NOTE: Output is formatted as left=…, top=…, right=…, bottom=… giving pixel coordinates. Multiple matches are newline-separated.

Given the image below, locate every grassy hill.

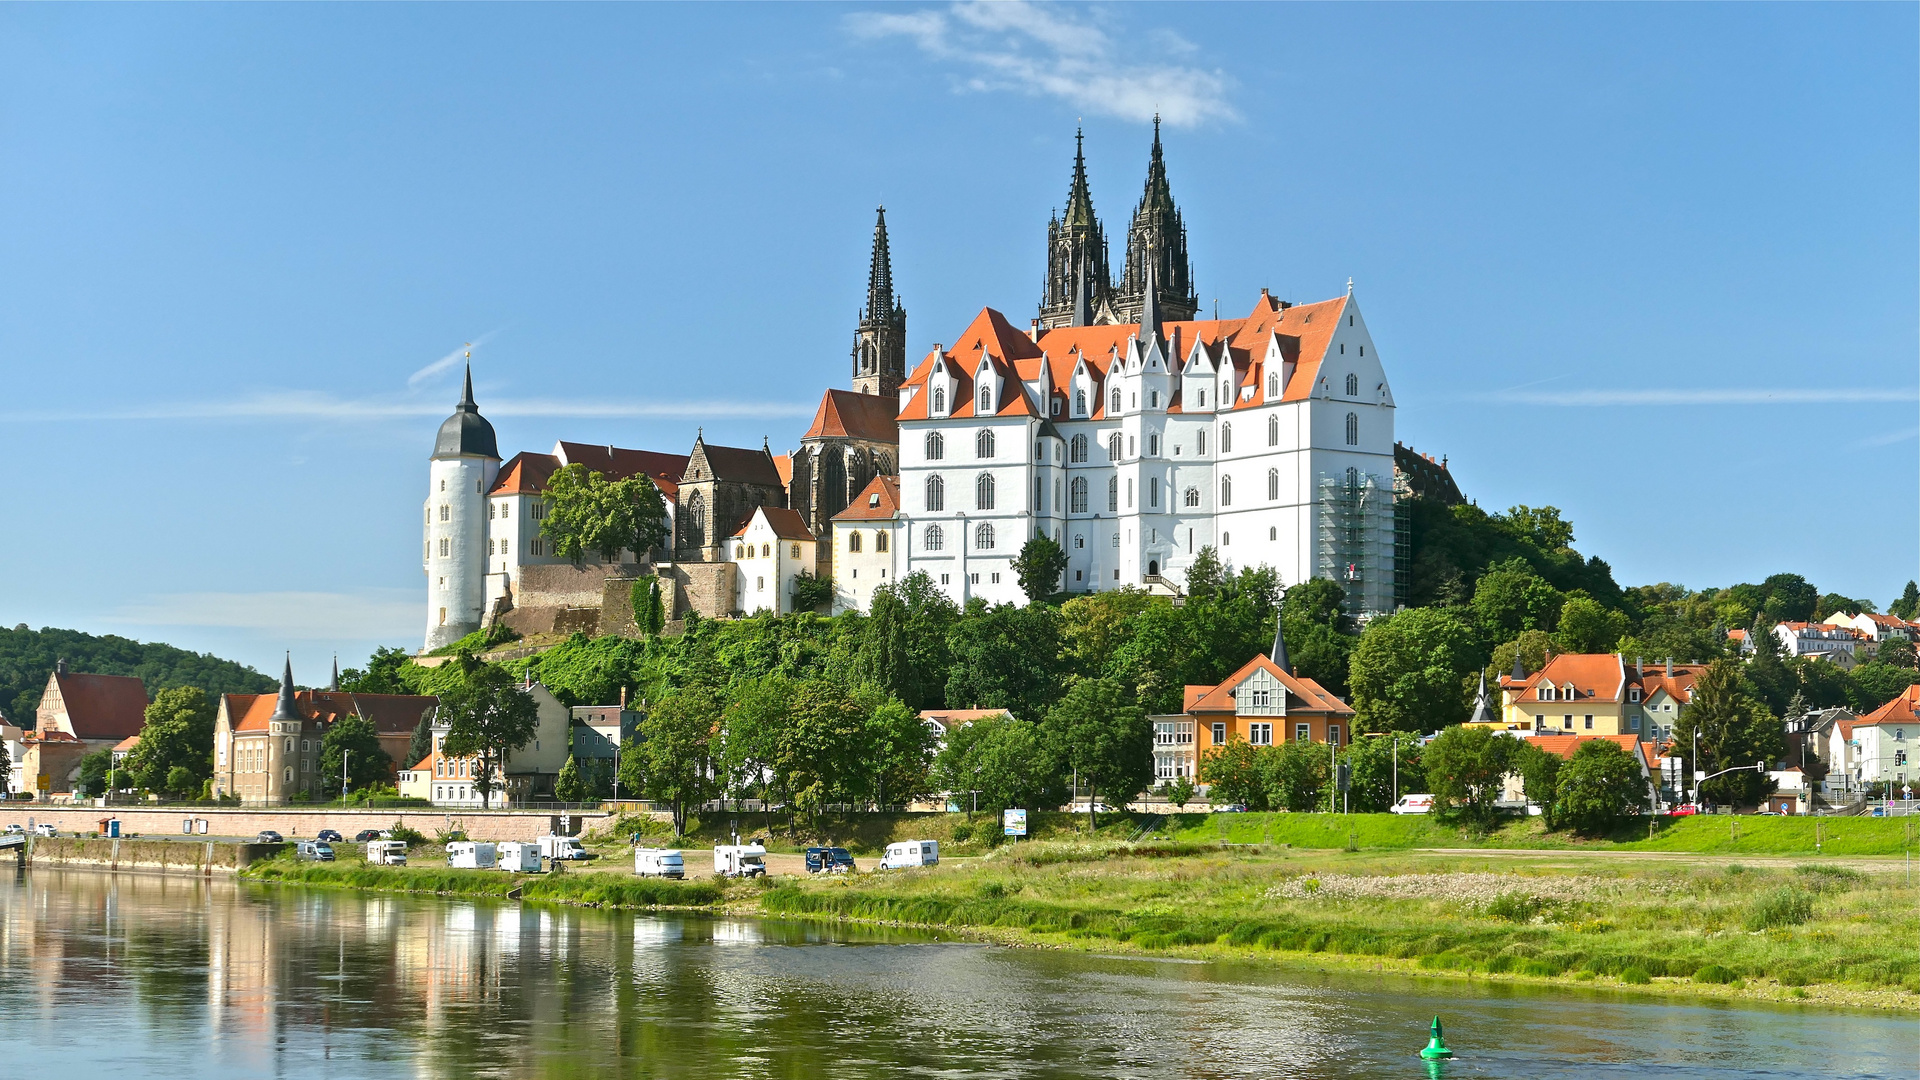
left=0, top=624, right=275, bottom=721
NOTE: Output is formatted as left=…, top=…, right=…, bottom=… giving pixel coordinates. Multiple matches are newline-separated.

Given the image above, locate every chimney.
left=54, top=658, right=66, bottom=677
left=619, top=686, right=628, bottom=707
left=1635, top=656, right=1643, bottom=678
left=1665, top=657, right=1673, bottom=677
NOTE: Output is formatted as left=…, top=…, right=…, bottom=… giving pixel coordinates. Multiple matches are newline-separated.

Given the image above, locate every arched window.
left=1269, top=526, right=1277, bottom=541
left=1345, top=412, right=1359, bottom=446
left=1221, top=423, right=1232, bottom=453
left=1107, top=476, right=1119, bottom=512
left=979, top=385, right=993, bottom=413
left=1150, top=390, right=1159, bottom=409
left=1070, top=434, right=1087, bottom=463
left=925, top=474, right=944, bottom=512
left=933, top=387, right=945, bottom=413
left=924, top=524, right=944, bottom=551
left=1110, top=389, right=1122, bottom=414
left=1220, top=475, right=1232, bottom=506
left=1148, top=477, right=1160, bottom=508
left=1184, top=487, right=1200, bottom=507
left=1268, top=373, right=1279, bottom=398
left=1346, top=466, right=1359, bottom=488
left=1070, top=476, right=1088, bottom=513
left=1075, top=389, right=1086, bottom=415
left=975, top=522, right=994, bottom=550
left=1345, top=373, right=1359, bottom=396
left=877, top=531, right=889, bottom=552
left=762, top=543, right=771, bottom=558
left=684, top=490, right=707, bottom=549
left=1196, top=430, right=1207, bottom=455
left=976, top=473, right=996, bottom=510
left=1268, top=414, right=1279, bottom=446
left=1267, top=468, right=1279, bottom=501
left=926, top=432, right=944, bottom=460
left=1221, top=379, right=1231, bottom=401
left=1107, top=433, right=1122, bottom=461
left=848, top=531, right=862, bottom=553
left=976, top=429, right=995, bottom=459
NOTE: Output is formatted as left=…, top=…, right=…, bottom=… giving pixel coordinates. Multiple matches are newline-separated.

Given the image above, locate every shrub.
left=1620, top=966, right=1651, bottom=984
left=386, top=822, right=425, bottom=846
left=1744, top=887, right=1815, bottom=931
left=1486, top=891, right=1544, bottom=922
left=1694, top=964, right=1737, bottom=984
left=951, top=822, right=975, bottom=843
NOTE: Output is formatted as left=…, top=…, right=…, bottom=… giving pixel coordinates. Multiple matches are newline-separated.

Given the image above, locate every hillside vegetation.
left=0, top=624, right=274, bottom=719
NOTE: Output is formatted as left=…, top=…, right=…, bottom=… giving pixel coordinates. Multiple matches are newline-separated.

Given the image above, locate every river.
left=0, top=868, right=1910, bottom=1079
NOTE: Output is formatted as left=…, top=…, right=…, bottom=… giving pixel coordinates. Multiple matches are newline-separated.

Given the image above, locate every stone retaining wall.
left=22, top=836, right=281, bottom=874
left=5, top=806, right=612, bottom=843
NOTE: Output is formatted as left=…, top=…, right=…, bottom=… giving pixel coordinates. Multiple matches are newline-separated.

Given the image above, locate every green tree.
left=554, top=756, right=585, bottom=803
left=1489, top=630, right=1555, bottom=681
left=854, top=572, right=958, bottom=710
left=944, top=601, right=1063, bottom=719
left=1512, top=739, right=1563, bottom=828
left=1670, top=659, right=1782, bottom=808
left=861, top=695, right=936, bottom=810
left=407, top=716, right=434, bottom=771
left=525, top=633, right=644, bottom=707
left=124, top=686, right=216, bottom=794
left=1042, top=677, right=1150, bottom=828
left=1554, top=595, right=1630, bottom=654
left=320, top=712, right=392, bottom=796
left=1421, top=725, right=1514, bottom=830
left=438, top=657, right=542, bottom=809
left=164, top=765, right=195, bottom=798
left=1165, top=774, right=1194, bottom=809
left=77, top=747, right=114, bottom=797
left=1850, top=662, right=1920, bottom=712
left=1058, top=589, right=1157, bottom=680
left=1184, top=546, right=1228, bottom=603
left=1495, top=505, right=1575, bottom=551
left=1344, top=731, right=1425, bottom=812
left=1758, top=573, right=1819, bottom=624
left=338, top=646, right=415, bottom=695
left=791, top=571, right=834, bottom=613
left=1471, top=558, right=1564, bottom=643
left=1283, top=578, right=1359, bottom=698
left=1261, top=738, right=1331, bottom=812
left=1198, top=737, right=1266, bottom=810
left=1877, top=638, right=1916, bottom=670
left=1743, top=619, right=1796, bottom=715
left=1554, top=739, right=1649, bottom=836
left=1012, top=534, right=1068, bottom=603
left=1890, top=581, right=1920, bottom=622
left=716, top=675, right=789, bottom=810
left=1349, top=607, right=1481, bottom=733
left=771, top=680, right=867, bottom=830
left=930, top=712, right=1065, bottom=817
left=636, top=688, right=721, bottom=835
left=539, top=462, right=670, bottom=566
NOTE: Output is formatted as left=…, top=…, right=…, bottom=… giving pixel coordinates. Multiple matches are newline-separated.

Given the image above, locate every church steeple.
left=1118, top=115, right=1197, bottom=325
left=1038, top=128, right=1113, bottom=330
left=851, top=206, right=906, bottom=398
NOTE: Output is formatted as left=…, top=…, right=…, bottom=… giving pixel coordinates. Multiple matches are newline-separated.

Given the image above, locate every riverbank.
left=753, top=843, right=1920, bottom=1012
left=243, top=858, right=724, bottom=907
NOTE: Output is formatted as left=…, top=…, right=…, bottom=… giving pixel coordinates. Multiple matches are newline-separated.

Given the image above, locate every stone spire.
left=1038, top=129, right=1113, bottom=330
left=270, top=653, right=301, bottom=721
left=432, top=363, right=499, bottom=460
left=851, top=206, right=907, bottom=398
left=1138, top=249, right=1164, bottom=345
left=1271, top=613, right=1292, bottom=676
left=1468, top=671, right=1496, bottom=725
left=1117, top=115, right=1197, bottom=324
left=330, top=654, right=340, bottom=693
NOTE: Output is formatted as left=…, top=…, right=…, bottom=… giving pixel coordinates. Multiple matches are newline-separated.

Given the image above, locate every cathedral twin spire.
left=1039, top=119, right=1197, bottom=330
left=851, top=206, right=906, bottom=398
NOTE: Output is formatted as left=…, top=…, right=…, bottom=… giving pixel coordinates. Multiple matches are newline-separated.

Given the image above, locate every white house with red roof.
left=1823, top=612, right=1915, bottom=662
left=1849, top=685, right=1920, bottom=791
left=729, top=506, right=818, bottom=615
left=1498, top=653, right=1705, bottom=742
left=830, top=476, right=903, bottom=613
left=1772, top=622, right=1859, bottom=670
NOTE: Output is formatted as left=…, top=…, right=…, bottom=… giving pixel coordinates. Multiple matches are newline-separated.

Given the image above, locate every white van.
left=539, top=835, right=587, bottom=861
left=496, top=841, right=541, bottom=872
left=634, top=848, right=685, bottom=879
left=447, top=841, right=497, bottom=869
left=713, top=843, right=767, bottom=878
left=1390, top=794, right=1435, bottom=815
left=365, top=839, right=408, bottom=866
left=879, top=840, right=938, bottom=870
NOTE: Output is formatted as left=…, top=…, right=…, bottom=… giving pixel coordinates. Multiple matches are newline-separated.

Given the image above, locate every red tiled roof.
left=773, top=454, right=793, bottom=489
left=1525, top=733, right=1656, bottom=771
left=1516, top=654, right=1626, bottom=704
left=43, top=672, right=148, bottom=741
left=733, top=505, right=815, bottom=542
left=805, top=389, right=900, bottom=443
left=832, top=476, right=901, bottom=522
left=1860, top=684, right=1920, bottom=726
left=1183, top=654, right=1353, bottom=717
left=918, top=708, right=1010, bottom=730
left=113, top=735, right=141, bottom=753
left=226, top=690, right=437, bottom=735
left=558, top=443, right=689, bottom=500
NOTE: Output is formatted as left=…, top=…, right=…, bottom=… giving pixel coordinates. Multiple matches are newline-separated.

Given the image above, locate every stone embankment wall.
left=23, top=836, right=282, bottom=874
left=5, top=806, right=612, bottom=842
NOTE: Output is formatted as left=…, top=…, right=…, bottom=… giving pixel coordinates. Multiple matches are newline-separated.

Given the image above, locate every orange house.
left=1184, top=654, right=1355, bottom=762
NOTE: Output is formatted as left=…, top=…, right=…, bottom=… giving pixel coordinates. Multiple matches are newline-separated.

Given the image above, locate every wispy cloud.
left=1484, top=387, right=1918, bottom=407
left=1851, top=426, right=1920, bottom=449
left=847, top=1, right=1236, bottom=126
left=107, top=590, right=420, bottom=642
left=408, top=330, right=504, bottom=389
left=0, top=392, right=813, bottom=423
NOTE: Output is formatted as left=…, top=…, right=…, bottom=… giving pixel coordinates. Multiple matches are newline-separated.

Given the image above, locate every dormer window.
left=1075, top=389, right=1086, bottom=415
left=1111, top=389, right=1121, bottom=414
left=1268, top=373, right=1279, bottom=397
left=1539, top=685, right=1556, bottom=702
left=933, top=387, right=946, bottom=414
left=1221, top=380, right=1230, bottom=401
left=979, top=386, right=992, bottom=412
left=1629, top=688, right=1641, bottom=703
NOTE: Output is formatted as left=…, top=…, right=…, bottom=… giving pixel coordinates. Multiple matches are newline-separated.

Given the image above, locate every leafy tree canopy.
left=944, top=601, right=1063, bottom=719
left=1891, top=581, right=1919, bottom=622
left=124, top=686, right=215, bottom=794
left=321, top=712, right=393, bottom=794
left=1553, top=739, right=1648, bottom=836
left=1421, top=724, right=1515, bottom=830
left=539, top=462, right=670, bottom=566
left=1012, top=534, right=1068, bottom=604
left=1043, top=677, right=1151, bottom=826
left=0, top=624, right=273, bottom=723
left=1349, top=607, right=1481, bottom=733
left=339, top=646, right=416, bottom=695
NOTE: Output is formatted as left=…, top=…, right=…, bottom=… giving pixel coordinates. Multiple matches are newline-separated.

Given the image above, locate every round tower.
left=423, top=365, right=501, bottom=651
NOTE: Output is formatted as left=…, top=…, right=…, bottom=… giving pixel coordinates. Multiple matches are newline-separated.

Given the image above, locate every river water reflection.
left=0, top=868, right=1910, bottom=1079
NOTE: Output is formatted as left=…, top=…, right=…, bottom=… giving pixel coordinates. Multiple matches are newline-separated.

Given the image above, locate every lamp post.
left=1690, top=762, right=1766, bottom=811
left=341, top=750, right=352, bottom=802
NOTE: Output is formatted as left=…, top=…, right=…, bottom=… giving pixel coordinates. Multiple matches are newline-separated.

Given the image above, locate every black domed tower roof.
left=432, top=365, right=500, bottom=460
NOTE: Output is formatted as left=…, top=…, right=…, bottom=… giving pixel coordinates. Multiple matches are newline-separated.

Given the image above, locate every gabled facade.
left=21, top=662, right=148, bottom=797
left=730, top=506, right=819, bottom=615
left=412, top=681, right=572, bottom=807
left=1851, top=685, right=1920, bottom=789
left=213, top=658, right=440, bottom=805
left=831, top=476, right=903, bottom=614
left=1499, top=654, right=1704, bottom=741
left=1774, top=622, right=1859, bottom=670
left=1174, top=653, right=1355, bottom=785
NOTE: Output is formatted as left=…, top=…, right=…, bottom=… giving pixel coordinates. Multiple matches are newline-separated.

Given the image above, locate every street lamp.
left=341, top=750, right=352, bottom=802
left=1690, top=762, right=1766, bottom=811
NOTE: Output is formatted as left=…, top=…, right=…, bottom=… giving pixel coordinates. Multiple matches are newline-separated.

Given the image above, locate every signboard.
left=1002, top=809, right=1027, bottom=837
left=36, top=774, right=50, bottom=792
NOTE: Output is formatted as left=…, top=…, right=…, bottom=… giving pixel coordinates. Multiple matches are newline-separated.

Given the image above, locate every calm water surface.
left=0, top=868, right=1911, bottom=1079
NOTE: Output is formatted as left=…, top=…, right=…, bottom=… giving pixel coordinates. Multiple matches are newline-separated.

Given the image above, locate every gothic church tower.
left=1037, top=130, right=1114, bottom=330
left=423, top=365, right=500, bottom=651
left=1114, top=116, right=1198, bottom=325
left=851, top=207, right=906, bottom=398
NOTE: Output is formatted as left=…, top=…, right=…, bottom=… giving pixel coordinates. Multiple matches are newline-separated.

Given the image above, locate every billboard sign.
left=1002, top=809, right=1027, bottom=837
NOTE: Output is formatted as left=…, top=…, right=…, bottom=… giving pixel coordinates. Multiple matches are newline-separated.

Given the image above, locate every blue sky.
left=1, top=3, right=1914, bottom=682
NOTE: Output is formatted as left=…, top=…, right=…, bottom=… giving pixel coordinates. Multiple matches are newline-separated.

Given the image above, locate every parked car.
left=295, top=841, right=336, bottom=862
left=879, top=840, right=938, bottom=871
left=353, top=829, right=384, bottom=842
left=805, top=846, right=854, bottom=874
left=316, top=829, right=343, bottom=842
left=1213, top=803, right=1248, bottom=813
left=256, top=830, right=284, bottom=843
left=635, top=848, right=686, bottom=879
left=2, top=824, right=22, bottom=835
left=538, top=835, right=588, bottom=861
left=1667, top=804, right=1700, bottom=817
left=31, top=824, right=56, bottom=838
left=714, top=843, right=768, bottom=878
left=1389, top=794, right=1435, bottom=815
left=365, top=840, right=408, bottom=866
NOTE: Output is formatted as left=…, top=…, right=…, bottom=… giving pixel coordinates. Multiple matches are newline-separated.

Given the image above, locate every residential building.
left=729, top=506, right=818, bottom=615
left=409, top=681, right=572, bottom=807
left=20, top=660, right=147, bottom=798
left=1498, top=654, right=1704, bottom=741
left=213, top=658, right=440, bottom=805
left=1177, top=633, right=1354, bottom=789
left=1849, top=684, right=1920, bottom=790
left=1773, top=622, right=1859, bottom=669
left=831, top=476, right=904, bottom=613
left=915, top=708, right=1012, bottom=810
left=1502, top=733, right=1660, bottom=809
left=1805, top=707, right=1861, bottom=793
left=1824, top=612, right=1916, bottom=662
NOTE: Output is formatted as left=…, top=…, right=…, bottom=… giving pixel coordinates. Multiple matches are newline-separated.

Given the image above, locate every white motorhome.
left=713, top=843, right=767, bottom=878
left=539, top=835, right=586, bottom=861
left=496, top=841, right=541, bottom=872
left=447, top=841, right=497, bottom=869
left=879, top=840, right=938, bottom=870
left=634, top=848, right=685, bottom=879
left=365, top=840, right=408, bottom=866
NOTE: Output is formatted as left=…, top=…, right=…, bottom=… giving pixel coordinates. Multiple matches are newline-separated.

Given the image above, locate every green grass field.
left=244, top=858, right=723, bottom=907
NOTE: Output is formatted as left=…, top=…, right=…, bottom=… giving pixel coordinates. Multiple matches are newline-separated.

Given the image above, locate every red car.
left=1667, top=804, right=1700, bottom=817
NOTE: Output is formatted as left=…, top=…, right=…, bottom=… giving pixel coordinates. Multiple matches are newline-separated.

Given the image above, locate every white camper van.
left=879, top=840, right=938, bottom=870
left=713, top=843, right=767, bottom=878
left=447, top=841, right=497, bottom=869
left=496, top=841, right=542, bottom=872
left=634, top=848, right=685, bottom=879
left=539, top=835, right=587, bottom=862
left=365, top=839, right=408, bottom=866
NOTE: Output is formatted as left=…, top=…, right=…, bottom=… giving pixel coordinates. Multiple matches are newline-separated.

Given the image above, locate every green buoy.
left=1420, top=1015, right=1454, bottom=1060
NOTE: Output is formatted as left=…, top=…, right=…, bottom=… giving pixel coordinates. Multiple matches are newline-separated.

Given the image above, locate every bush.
left=1620, top=966, right=1651, bottom=984
left=1694, top=964, right=1737, bottom=984
left=1744, top=886, right=1815, bottom=931
left=386, top=823, right=425, bottom=846
left=1486, top=891, right=1544, bottom=922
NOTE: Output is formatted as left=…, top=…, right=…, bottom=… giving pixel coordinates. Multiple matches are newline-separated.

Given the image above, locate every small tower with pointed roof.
left=424, top=363, right=502, bottom=651
left=852, top=207, right=907, bottom=398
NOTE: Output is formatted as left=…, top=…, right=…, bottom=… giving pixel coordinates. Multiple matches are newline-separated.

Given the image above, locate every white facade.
left=1850, top=719, right=1915, bottom=788
left=729, top=508, right=818, bottom=615
left=831, top=486, right=904, bottom=614
left=895, top=292, right=1396, bottom=611
left=424, top=453, right=500, bottom=650
left=1774, top=623, right=1858, bottom=669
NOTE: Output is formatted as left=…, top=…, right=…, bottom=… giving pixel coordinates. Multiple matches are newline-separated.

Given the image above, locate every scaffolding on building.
left=1318, top=469, right=1396, bottom=617
left=1393, top=472, right=1413, bottom=610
